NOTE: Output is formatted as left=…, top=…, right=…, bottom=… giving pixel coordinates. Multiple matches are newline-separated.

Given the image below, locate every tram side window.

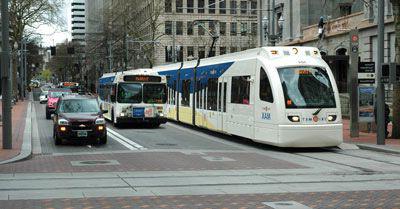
left=181, top=79, right=191, bottom=107
left=207, top=78, right=218, bottom=110
left=196, top=80, right=201, bottom=108
left=259, top=68, right=274, bottom=103
left=231, top=76, right=250, bottom=105
left=223, top=82, right=227, bottom=112
left=172, top=81, right=176, bottom=105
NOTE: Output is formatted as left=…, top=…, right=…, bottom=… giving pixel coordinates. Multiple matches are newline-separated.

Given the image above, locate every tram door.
left=216, top=77, right=227, bottom=131
left=254, top=66, right=278, bottom=143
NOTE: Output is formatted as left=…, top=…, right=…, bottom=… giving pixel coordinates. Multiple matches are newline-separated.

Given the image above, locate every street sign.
left=358, top=62, right=375, bottom=84
left=359, top=86, right=375, bottom=123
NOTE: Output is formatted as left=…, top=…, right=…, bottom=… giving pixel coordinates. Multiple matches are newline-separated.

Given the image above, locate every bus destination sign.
left=123, top=75, right=161, bottom=82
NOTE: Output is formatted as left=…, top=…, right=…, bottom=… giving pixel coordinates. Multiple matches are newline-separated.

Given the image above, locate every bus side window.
left=110, top=85, right=116, bottom=102
left=260, top=68, right=274, bottom=103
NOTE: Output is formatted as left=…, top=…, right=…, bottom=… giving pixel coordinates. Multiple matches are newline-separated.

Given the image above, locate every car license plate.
left=133, top=108, right=145, bottom=117
left=77, top=131, right=88, bottom=137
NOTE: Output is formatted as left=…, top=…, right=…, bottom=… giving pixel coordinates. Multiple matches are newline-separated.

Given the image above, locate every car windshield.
left=278, top=66, right=336, bottom=108
left=117, top=83, right=142, bottom=103
left=143, top=84, right=166, bottom=104
left=49, top=91, right=71, bottom=98
left=58, top=99, right=100, bottom=113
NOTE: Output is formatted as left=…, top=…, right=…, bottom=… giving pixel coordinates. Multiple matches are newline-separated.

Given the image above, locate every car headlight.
left=95, top=118, right=106, bottom=125
left=58, top=119, right=69, bottom=125
left=159, top=113, right=164, bottom=117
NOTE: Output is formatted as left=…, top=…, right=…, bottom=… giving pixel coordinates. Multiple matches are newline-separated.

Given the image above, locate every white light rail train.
left=154, top=47, right=343, bottom=147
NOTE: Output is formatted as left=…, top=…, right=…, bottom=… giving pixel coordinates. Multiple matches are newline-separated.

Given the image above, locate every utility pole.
left=23, top=38, right=27, bottom=98
left=271, top=0, right=276, bottom=46
left=259, top=0, right=263, bottom=47
left=108, top=41, right=112, bottom=72
left=1, top=0, right=12, bottom=149
left=349, top=29, right=359, bottom=137
left=376, top=0, right=385, bottom=145
left=172, top=21, right=176, bottom=63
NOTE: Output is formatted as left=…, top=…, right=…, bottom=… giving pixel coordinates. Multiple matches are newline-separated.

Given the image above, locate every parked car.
left=46, top=88, right=72, bottom=119
left=52, top=95, right=107, bottom=145
left=39, top=91, right=48, bottom=104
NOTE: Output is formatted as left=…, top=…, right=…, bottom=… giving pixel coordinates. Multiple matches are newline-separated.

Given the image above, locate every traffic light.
left=50, top=46, right=56, bottom=55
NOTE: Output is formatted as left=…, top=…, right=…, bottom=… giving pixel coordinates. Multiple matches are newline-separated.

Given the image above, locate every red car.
left=46, top=88, right=72, bottom=119
left=53, top=95, right=107, bottom=145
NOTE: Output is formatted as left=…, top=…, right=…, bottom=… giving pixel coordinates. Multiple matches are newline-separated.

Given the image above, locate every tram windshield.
left=278, top=67, right=336, bottom=108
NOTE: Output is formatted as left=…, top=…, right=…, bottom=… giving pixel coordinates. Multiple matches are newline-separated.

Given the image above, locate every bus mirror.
left=247, top=77, right=254, bottom=83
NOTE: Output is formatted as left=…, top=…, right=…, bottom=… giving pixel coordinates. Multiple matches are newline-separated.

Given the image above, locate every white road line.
left=107, top=132, right=138, bottom=150
left=107, top=128, right=146, bottom=150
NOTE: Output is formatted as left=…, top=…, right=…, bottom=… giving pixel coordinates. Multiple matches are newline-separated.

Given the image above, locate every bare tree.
left=390, top=0, right=400, bottom=138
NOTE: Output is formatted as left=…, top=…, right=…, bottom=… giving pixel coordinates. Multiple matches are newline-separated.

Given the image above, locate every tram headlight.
left=288, top=115, right=300, bottom=122
left=327, top=115, right=337, bottom=122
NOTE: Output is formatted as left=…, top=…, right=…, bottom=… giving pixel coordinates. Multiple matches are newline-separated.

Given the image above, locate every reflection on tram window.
left=278, top=67, right=336, bottom=108
left=231, top=76, right=250, bottom=105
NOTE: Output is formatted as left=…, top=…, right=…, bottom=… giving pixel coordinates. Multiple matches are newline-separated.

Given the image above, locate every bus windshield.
left=117, top=83, right=142, bottom=103
left=143, top=84, right=166, bottom=104
left=278, top=67, right=336, bottom=108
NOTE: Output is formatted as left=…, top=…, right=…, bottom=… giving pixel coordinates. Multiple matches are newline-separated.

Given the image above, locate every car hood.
left=59, top=113, right=100, bottom=121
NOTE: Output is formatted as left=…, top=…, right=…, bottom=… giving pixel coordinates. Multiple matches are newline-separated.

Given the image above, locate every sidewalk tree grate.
left=263, top=201, right=312, bottom=209
left=70, top=160, right=120, bottom=166
left=201, top=156, right=236, bottom=162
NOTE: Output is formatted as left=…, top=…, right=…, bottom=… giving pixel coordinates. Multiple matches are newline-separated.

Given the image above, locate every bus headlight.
left=120, top=112, right=125, bottom=117
left=327, top=115, right=337, bottom=122
left=288, top=115, right=300, bottom=122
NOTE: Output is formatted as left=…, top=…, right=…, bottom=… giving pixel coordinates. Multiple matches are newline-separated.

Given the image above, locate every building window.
left=220, top=0, right=226, bottom=14
left=240, top=22, right=247, bottom=36
left=165, top=21, right=172, bottom=35
left=165, top=0, right=172, bottom=13
left=176, top=21, right=183, bottom=35
left=187, top=46, right=194, bottom=58
left=165, top=46, right=173, bottom=62
left=240, top=1, right=247, bottom=14
left=220, top=47, right=226, bottom=55
left=181, top=79, right=191, bottom=106
left=230, top=22, right=237, bottom=36
left=187, top=0, right=194, bottom=13
left=198, top=46, right=205, bottom=59
left=250, top=0, right=257, bottom=15
left=259, top=68, right=273, bottom=103
left=176, top=0, right=183, bottom=13
left=209, top=0, right=216, bottom=14
left=207, top=78, right=218, bottom=110
left=198, top=0, right=205, bottom=13
left=231, top=76, right=250, bottom=104
left=339, top=3, right=352, bottom=16
left=251, top=22, right=257, bottom=35
left=198, top=24, right=205, bottom=35
left=230, top=0, right=237, bottom=14
left=231, top=47, right=237, bottom=53
left=177, top=46, right=183, bottom=62
left=209, top=21, right=216, bottom=35
left=187, top=22, right=194, bottom=35
left=220, top=22, right=226, bottom=36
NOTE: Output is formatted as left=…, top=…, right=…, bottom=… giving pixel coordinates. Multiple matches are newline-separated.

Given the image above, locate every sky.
left=35, top=0, right=72, bottom=47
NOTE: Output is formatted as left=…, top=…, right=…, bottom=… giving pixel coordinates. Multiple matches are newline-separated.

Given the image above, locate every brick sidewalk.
left=343, top=119, right=400, bottom=146
left=0, top=100, right=28, bottom=162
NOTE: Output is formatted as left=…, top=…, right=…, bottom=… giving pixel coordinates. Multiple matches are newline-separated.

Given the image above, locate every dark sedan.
left=52, top=95, right=107, bottom=145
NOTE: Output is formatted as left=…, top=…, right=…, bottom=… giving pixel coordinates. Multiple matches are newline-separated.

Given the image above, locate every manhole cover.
left=263, top=201, right=312, bottom=209
left=70, top=160, right=120, bottom=166
left=156, top=143, right=177, bottom=146
left=202, top=156, right=236, bottom=162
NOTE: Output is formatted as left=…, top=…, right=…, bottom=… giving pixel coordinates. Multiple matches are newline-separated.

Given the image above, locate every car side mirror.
left=102, top=109, right=108, bottom=114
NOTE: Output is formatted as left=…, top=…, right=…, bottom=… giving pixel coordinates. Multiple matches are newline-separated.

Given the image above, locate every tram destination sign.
left=358, top=62, right=375, bottom=84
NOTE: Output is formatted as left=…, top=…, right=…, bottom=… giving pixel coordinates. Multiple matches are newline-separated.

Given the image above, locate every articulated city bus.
left=98, top=69, right=168, bottom=127
left=153, top=47, right=343, bottom=147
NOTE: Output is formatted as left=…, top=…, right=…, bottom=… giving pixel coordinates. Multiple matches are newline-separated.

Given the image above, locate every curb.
left=357, top=143, right=400, bottom=155
left=0, top=101, right=32, bottom=165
